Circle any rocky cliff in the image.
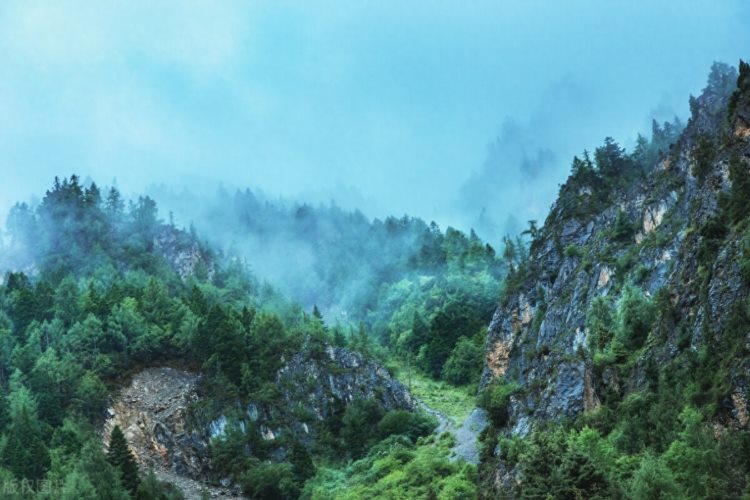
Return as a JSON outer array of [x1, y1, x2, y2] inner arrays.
[[479, 61, 750, 494], [105, 347, 415, 496], [104, 367, 242, 499], [207, 346, 415, 453]]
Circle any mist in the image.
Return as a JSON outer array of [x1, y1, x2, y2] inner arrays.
[[0, 1, 749, 245]]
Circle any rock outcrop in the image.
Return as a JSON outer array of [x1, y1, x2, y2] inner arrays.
[[103, 367, 242, 499], [209, 346, 415, 451], [105, 347, 416, 497], [479, 62, 750, 493]]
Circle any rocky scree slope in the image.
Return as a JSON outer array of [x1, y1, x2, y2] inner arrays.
[[104, 367, 242, 499], [479, 62, 750, 492], [105, 347, 415, 494]]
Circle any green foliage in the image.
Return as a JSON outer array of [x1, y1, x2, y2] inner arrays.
[[586, 296, 615, 354], [515, 428, 616, 499], [691, 134, 716, 181], [240, 462, 300, 500], [301, 434, 476, 500], [563, 244, 582, 258], [478, 378, 520, 428], [728, 59, 750, 119], [615, 285, 655, 351], [628, 454, 682, 499], [107, 425, 140, 496], [633, 119, 683, 168], [289, 442, 317, 483], [1, 373, 49, 480], [341, 399, 385, 458], [612, 210, 636, 242], [441, 336, 483, 385], [720, 152, 750, 225], [696, 216, 728, 268], [60, 469, 99, 499], [741, 226, 750, 285], [76, 440, 131, 500], [376, 410, 437, 443], [0, 176, 497, 497], [393, 369, 476, 422], [136, 469, 185, 500]]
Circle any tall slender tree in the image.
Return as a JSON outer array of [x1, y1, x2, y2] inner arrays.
[[107, 425, 140, 496]]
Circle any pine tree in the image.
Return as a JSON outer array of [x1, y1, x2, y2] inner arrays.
[[107, 425, 140, 496], [1, 372, 49, 480], [289, 442, 316, 482], [724, 152, 750, 224]]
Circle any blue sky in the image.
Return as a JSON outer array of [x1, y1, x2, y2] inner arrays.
[[0, 1, 748, 242]]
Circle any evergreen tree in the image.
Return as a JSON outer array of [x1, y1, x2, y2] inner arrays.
[[78, 440, 131, 500], [289, 442, 316, 482], [723, 152, 750, 224], [107, 425, 140, 496], [60, 469, 98, 500], [1, 372, 50, 481]]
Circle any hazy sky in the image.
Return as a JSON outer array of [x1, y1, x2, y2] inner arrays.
[[1, 1, 748, 242]]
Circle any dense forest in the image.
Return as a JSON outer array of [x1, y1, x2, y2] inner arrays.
[[0, 174, 494, 498], [147, 186, 505, 383]]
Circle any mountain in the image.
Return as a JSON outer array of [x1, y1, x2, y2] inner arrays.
[[477, 61, 750, 498], [1, 59, 749, 499], [0, 175, 490, 498]]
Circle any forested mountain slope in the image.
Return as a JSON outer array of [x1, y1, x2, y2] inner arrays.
[[0, 176, 484, 498], [478, 61, 750, 498]]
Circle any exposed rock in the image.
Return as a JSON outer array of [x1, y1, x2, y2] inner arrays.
[[642, 202, 668, 235], [154, 227, 215, 281], [240, 346, 416, 448], [103, 367, 243, 499], [200, 346, 416, 461], [450, 408, 488, 464], [478, 63, 750, 496]]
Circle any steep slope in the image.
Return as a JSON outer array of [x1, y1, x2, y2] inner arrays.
[[104, 368, 243, 499], [479, 61, 750, 496], [102, 349, 416, 497], [205, 346, 415, 454]]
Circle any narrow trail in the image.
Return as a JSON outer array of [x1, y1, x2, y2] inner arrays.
[[449, 407, 488, 464], [418, 401, 488, 464]]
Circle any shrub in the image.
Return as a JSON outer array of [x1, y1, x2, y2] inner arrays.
[[696, 217, 727, 267], [691, 135, 715, 181], [377, 410, 437, 442], [721, 152, 750, 224], [586, 296, 615, 353], [240, 462, 300, 500], [341, 399, 385, 457], [741, 227, 750, 285], [615, 285, 655, 351], [612, 210, 635, 242], [441, 336, 483, 385], [478, 378, 520, 428], [628, 454, 682, 500], [518, 429, 614, 499], [564, 245, 583, 258]]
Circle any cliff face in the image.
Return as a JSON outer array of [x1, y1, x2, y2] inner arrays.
[[480, 62, 750, 490], [103, 367, 242, 499], [208, 346, 415, 451], [105, 347, 415, 494]]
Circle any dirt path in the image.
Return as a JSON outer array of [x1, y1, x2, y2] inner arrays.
[[449, 407, 488, 464], [419, 401, 487, 464]]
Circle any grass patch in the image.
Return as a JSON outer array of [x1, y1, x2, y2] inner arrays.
[[393, 365, 476, 423]]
